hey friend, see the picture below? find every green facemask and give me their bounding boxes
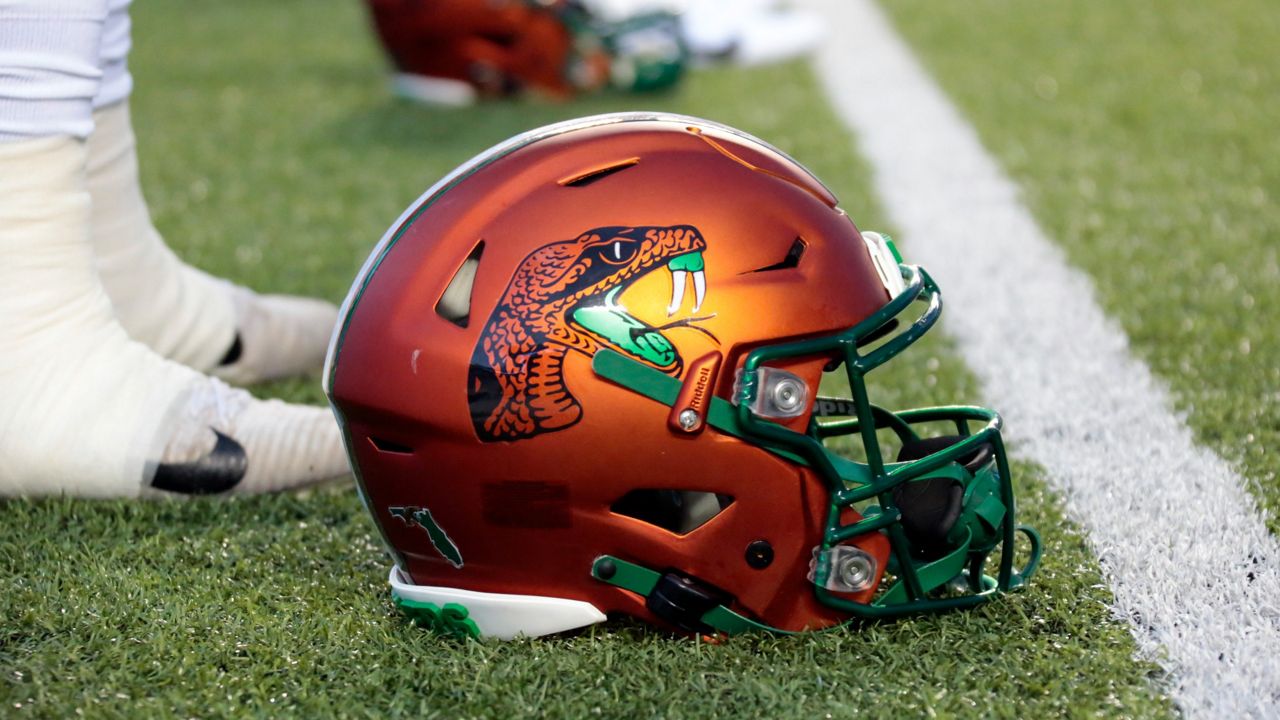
[590,263,1041,634]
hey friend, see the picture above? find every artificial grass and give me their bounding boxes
[2,0,1172,717]
[881,0,1280,533]
[1,480,1168,719]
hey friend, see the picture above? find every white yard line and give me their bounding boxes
[802,0,1280,715]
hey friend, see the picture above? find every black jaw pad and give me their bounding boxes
[893,435,988,559]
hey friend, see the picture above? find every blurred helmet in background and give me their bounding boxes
[364,0,686,105]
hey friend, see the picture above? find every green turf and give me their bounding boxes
[881,0,1280,533]
[2,0,1173,717]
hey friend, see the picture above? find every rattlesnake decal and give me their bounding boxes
[469,224,714,442]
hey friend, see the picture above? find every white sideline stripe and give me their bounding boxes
[803,0,1280,716]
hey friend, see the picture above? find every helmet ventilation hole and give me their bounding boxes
[558,158,640,188]
[611,490,734,535]
[435,241,484,327]
[368,436,414,455]
[746,237,807,273]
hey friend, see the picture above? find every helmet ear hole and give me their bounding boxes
[611,489,734,534]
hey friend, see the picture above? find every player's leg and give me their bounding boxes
[87,0,337,385]
[0,0,348,497]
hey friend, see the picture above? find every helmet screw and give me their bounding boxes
[835,551,875,591]
[678,409,700,430]
[745,540,774,569]
[596,558,617,580]
[771,377,805,414]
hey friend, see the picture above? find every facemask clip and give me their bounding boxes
[808,545,878,593]
[733,366,809,419]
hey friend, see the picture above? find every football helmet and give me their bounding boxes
[325,113,1041,639]
[364,0,685,105]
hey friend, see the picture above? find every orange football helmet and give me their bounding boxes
[325,113,1041,639]
[364,0,685,104]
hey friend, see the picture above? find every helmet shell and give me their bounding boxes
[329,114,896,632]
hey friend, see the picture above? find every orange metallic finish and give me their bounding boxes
[365,0,598,98]
[331,117,896,633]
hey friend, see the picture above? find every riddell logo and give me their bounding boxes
[688,364,713,414]
[815,398,858,417]
[669,351,723,434]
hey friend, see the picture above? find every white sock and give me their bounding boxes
[0,136,350,497]
[87,100,339,383]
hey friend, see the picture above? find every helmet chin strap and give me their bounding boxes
[590,555,796,636]
[591,536,1042,636]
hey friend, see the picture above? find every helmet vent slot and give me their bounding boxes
[558,158,640,188]
[611,489,733,535]
[746,237,807,273]
[368,436,414,455]
[435,240,485,327]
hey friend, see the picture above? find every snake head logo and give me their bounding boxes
[468,225,714,442]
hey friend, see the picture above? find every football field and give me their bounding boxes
[3,0,1277,717]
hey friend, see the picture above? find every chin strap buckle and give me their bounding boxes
[645,572,730,634]
[591,556,725,633]
[591,555,789,636]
